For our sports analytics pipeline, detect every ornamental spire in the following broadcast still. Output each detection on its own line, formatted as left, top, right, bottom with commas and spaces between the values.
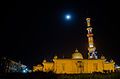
86, 18, 97, 59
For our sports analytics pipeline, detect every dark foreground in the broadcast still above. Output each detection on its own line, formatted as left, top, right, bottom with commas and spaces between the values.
0, 72, 120, 79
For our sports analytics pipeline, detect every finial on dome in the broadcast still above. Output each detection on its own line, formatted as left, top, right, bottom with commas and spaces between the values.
75, 48, 79, 53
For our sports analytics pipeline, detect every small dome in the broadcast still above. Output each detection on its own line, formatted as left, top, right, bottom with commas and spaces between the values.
101, 55, 105, 59
72, 49, 83, 59
43, 60, 46, 62
54, 56, 58, 59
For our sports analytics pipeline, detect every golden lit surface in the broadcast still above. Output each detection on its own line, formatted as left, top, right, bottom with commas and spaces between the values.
33, 58, 115, 74
87, 34, 93, 37
33, 64, 43, 72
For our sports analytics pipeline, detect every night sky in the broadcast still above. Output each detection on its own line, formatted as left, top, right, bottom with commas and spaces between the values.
1, 0, 120, 68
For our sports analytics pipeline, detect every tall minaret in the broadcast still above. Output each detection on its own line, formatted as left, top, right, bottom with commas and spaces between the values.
86, 18, 98, 59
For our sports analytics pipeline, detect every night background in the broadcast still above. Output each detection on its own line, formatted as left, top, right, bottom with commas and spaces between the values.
1, 0, 120, 68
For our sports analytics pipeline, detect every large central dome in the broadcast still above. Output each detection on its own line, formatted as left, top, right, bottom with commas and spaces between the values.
72, 49, 83, 59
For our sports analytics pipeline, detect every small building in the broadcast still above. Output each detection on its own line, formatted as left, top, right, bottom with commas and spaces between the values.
0, 57, 27, 73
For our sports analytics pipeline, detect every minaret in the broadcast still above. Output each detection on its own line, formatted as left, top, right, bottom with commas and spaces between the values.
86, 18, 97, 59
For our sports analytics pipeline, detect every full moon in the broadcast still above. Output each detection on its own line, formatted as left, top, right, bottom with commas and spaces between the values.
65, 15, 71, 19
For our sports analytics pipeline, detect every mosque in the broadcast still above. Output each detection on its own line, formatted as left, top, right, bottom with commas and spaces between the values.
33, 18, 115, 74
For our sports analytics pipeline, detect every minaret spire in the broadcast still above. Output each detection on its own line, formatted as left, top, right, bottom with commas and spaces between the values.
86, 18, 98, 59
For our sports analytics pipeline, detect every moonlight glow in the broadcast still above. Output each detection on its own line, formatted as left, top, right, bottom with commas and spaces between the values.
65, 14, 71, 20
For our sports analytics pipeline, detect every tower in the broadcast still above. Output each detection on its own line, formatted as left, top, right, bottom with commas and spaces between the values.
86, 18, 97, 59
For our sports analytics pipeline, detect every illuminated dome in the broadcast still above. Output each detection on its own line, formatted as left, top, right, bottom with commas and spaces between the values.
72, 49, 83, 59
54, 56, 58, 59
101, 55, 105, 59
